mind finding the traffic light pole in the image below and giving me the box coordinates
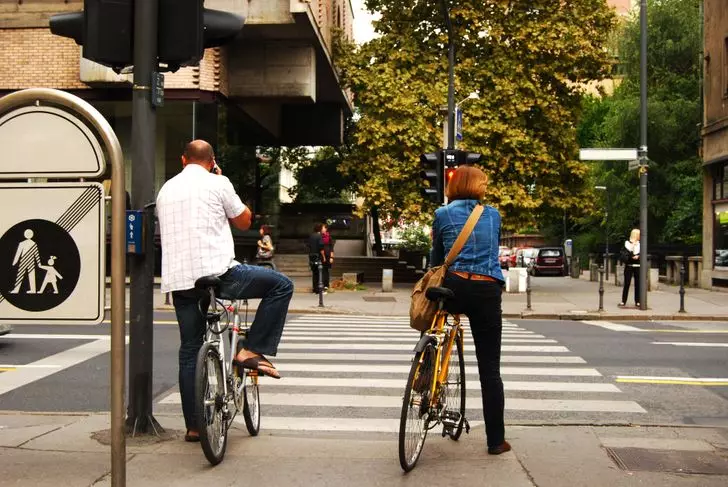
[126,0,162,436]
[638,0,648,310]
[440,0,455,150]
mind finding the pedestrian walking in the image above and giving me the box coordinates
[619,228,641,307]
[430,165,510,456]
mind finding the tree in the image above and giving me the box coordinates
[576,0,702,248]
[288,147,356,204]
[336,0,615,227]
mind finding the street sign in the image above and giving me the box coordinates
[579,148,638,161]
[455,107,463,141]
[0,183,105,324]
[628,159,641,171]
[0,105,105,178]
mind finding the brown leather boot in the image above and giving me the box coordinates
[488,440,511,455]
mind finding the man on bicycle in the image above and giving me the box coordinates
[157,140,293,441]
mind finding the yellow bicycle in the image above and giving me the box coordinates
[399,286,470,472]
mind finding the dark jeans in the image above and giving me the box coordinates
[622,265,640,305]
[443,273,505,448]
[172,263,294,430]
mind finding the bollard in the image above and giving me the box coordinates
[679,258,686,313]
[526,271,532,311]
[382,268,393,292]
[317,261,324,308]
[164,292,171,305]
[598,266,605,312]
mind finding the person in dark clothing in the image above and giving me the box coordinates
[321,223,335,289]
[430,165,511,456]
[308,223,325,293]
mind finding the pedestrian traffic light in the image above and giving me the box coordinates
[420,152,444,205]
[50,0,245,72]
[445,166,457,182]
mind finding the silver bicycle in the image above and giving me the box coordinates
[194,275,261,465]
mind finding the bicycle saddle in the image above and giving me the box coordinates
[195,275,222,291]
[425,287,454,302]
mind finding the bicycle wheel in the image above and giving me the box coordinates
[242,371,260,436]
[195,342,228,465]
[444,331,466,440]
[398,342,436,473]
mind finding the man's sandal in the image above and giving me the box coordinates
[234,355,281,379]
[184,430,200,442]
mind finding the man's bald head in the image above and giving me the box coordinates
[182,140,214,167]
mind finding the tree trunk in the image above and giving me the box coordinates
[371,207,383,256]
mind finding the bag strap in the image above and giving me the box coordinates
[443,204,484,268]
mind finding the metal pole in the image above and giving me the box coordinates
[317,261,324,307]
[598,267,605,312]
[638,0,649,311]
[127,0,162,435]
[679,257,686,313]
[440,0,455,150]
[605,193,609,281]
[526,272,532,311]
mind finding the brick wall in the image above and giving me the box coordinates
[0,28,86,90]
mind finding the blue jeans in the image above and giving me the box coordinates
[172,264,294,430]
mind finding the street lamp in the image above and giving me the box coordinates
[595,186,609,280]
[456,91,479,106]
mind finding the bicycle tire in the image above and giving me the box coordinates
[445,331,466,441]
[195,342,228,465]
[242,371,260,436]
[398,342,436,473]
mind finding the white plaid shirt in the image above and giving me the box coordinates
[156,164,246,293]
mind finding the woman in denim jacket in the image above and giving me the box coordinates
[430,165,510,455]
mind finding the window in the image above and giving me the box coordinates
[715,162,727,200]
[540,249,562,258]
[715,202,728,268]
[724,37,728,97]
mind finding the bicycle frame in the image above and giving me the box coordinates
[423,308,462,410]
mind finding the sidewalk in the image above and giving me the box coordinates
[2,412,727,486]
[116,271,728,321]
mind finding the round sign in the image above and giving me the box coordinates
[0,219,81,312]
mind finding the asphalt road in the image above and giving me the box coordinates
[1,314,727,434]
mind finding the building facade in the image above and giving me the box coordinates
[701,0,728,287]
[0,0,354,217]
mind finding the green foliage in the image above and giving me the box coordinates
[335,0,616,227]
[572,0,702,250]
[288,147,356,204]
[398,226,432,253]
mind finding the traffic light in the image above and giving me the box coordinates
[50,0,133,71]
[50,1,245,72]
[420,152,444,205]
[445,166,457,183]
[158,1,245,70]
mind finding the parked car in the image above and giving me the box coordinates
[498,246,511,269]
[516,247,538,267]
[509,247,521,268]
[529,247,566,276]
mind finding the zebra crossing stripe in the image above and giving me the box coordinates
[276,336,556,344]
[281,329,541,337]
[273,353,586,364]
[276,343,570,353]
[271,363,601,376]
[243,394,645,413]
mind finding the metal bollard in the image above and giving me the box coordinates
[679,259,686,313]
[164,292,171,305]
[526,271,532,311]
[598,266,605,312]
[317,261,324,308]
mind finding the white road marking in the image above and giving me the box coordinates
[0,339,109,396]
[651,342,728,348]
[277,343,570,353]
[273,353,585,364]
[616,376,728,382]
[4,334,111,340]
[0,364,61,369]
[580,321,643,332]
[272,363,601,376]
[279,336,556,343]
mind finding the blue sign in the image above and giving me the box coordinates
[456,107,463,141]
[126,210,143,254]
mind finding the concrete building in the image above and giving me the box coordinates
[0,0,354,217]
[701,0,728,288]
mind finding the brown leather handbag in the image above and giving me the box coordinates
[409,205,484,331]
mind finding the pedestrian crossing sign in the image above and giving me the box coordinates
[0,183,105,324]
